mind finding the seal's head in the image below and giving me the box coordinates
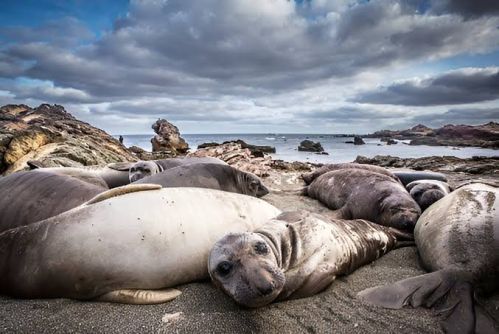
[379,194,421,231]
[208,232,285,307]
[409,184,445,211]
[129,161,160,182]
[238,172,269,197]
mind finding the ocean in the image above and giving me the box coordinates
[119,134,498,164]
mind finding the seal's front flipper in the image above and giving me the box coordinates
[84,184,162,205]
[357,270,483,334]
[96,288,182,304]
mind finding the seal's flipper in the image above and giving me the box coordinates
[84,184,162,205]
[357,271,484,334]
[107,162,134,171]
[96,288,181,304]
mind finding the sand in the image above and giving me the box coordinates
[1,170,498,333]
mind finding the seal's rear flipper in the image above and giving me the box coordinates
[357,270,497,334]
[96,288,181,304]
[84,184,162,205]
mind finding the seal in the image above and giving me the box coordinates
[134,163,269,197]
[129,157,227,182]
[0,170,106,233]
[305,169,421,231]
[208,210,413,308]
[358,183,499,333]
[392,170,447,186]
[406,179,451,211]
[302,163,399,185]
[30,162,132,188]
[0,185,281,304]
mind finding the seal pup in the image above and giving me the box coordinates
[392,170,447,186]
[0,170,106,232]
[208,210,413,308]
[0,185,281,303]
[129,157,227,182]
[306,169,421,231]
[302,163,399,185]
[29,162,131,188]
[406,179,451,211]
[134,163,269,197]
[358,183,499,333]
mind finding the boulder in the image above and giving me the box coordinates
[151,119,189,154]
[0,104,137,175]
[222,139,276,156]
[353,136,365,145]
[298,140,324,152]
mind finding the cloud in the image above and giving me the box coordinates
[411,107,499,125]
[353,67,499,106]
[431,0,499,18]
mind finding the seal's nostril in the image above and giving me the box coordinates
[257,284,274,296]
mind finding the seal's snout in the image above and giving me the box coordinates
[257,184,270,197]
[256,283,274,296]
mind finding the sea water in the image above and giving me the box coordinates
[118,134,498,164]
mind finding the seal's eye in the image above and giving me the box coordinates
[254,241,268,255]
[216,261,233,277]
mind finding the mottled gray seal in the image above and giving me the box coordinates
[302,163,399,185]
[209,210,412,308]
[0,186,281,303]
[0,170,106,233]
[406,179,451,211]
[129,157,227,182]
[306,169,421,231]
[358,183,499,333]
[134,163,269,197]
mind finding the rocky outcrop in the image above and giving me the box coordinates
[0,104,136,175]
[128,145,174,161]
[354,155,498,175]
[188,142,272,177]
[298,140,324,152]
[365,122,499,148]
[353,136,365,145]
[151,119,189,154]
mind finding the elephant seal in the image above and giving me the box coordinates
[30,162,132,188]
[406,179,451,211]
[306,169,421,231]
[134,163,269,197]
[358,183,499,333]
[209,210,412,308]
[129,157,227,182]
[302,163,399,185]
[0,185,281,303]
[0,170,106,232]
[392,170,447,186]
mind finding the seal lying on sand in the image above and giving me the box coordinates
[134,163,269,197]
[406,179,451,211]
[129,157,227,182]
[209,210,412,308]
[302,163,399,185]
[0,185,281,304]
[392,170,447,186]
[29,162,132,188]
[358,183,499,333]
[305,169,420,231]
[0,170,106,232]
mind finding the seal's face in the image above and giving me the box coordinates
[241,173,269,197]
[380,195,421,231]
[208,233,285,308]
[129,162,158,182]
[409,184,445,211]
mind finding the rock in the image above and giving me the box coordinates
[197,142,220,149]
[151,119,189,154]
[270,160,314,172]
[128,146,146,154]
[344,141,354,144]
[223,139,276,155]
[188,142,271,177]
[386,138,397,145]
[0,104,137,175]
[298,140,324,152]
[353,136,365,145]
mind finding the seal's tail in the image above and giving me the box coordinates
[357,270,498,334]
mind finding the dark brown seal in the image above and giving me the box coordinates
[406,179,451,211]
[209,210,412,308]
[358,183,499,333]
[0,170,106,232]
[134,163,269,197]
[306,169,421,231]
[302,163,399,185]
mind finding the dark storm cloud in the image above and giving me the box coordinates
[431,0,499,18]
[353,68,499,106]
[411,107,499,125]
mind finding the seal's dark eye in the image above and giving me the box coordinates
[216,261,233,277]
[254,241,268,255]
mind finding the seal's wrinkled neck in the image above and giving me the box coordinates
[255,222,300,272]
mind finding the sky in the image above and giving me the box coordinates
[0,0,498,134]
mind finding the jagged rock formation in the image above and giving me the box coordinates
[353,136,365,145]
[298,140,324,152]
[0,104,136,175]
[151,119,189,154]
